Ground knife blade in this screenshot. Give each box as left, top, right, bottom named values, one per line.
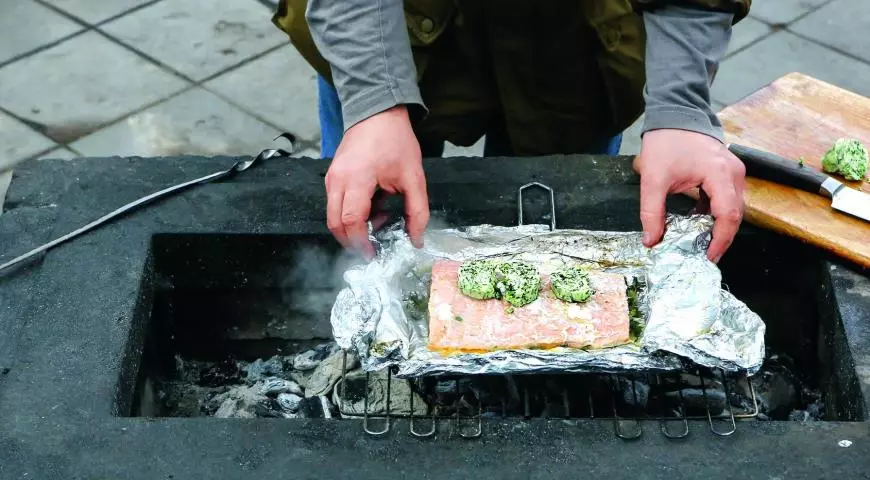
left=727, top=143, right=870, bottom=223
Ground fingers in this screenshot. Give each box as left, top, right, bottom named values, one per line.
left=341, top=186, right=377, bottom=259
left=703, top=178, right=743, bottom=263
left=326, top=172, right=377, bottom=259
left=639, top=174, right=669, bottom=248
left=326, top=188, right=348, bottom=248
left=401, top=169, right=430, bottom=248
left=694, top=189, right=711, bottom=215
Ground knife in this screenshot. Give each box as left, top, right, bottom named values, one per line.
left=727, top=143, right=870, bottom=224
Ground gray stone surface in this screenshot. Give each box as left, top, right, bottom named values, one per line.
left=42, top=0, right=154, bottom=23
left=712, top=31, right=870, bottom=105
left=0, top=171, right=11, bottom=213
left=726, top=16, right=774, bottom=57
left=619, top=115, right=644, bottom=156
left=2, top=0, right=868, bottom=176
left=748, top=0, right=831, bottom=25
left=70, top=87, right=281, bottom=157
left=0, top=1, right=83, bottom=64
left=205, top=45, right=320, bottom=145
left=791, top=0, right=870, bottom=64
left=442, top=138, right=485, bottom=157
left=101, top=0, right=286, bottom=81
left=0, top=154, right=868, bottom=478
left=0, top=31, right=189, bottom=144
left=0, top=111, right=56, bottom=169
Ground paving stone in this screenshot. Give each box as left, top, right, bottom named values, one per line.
left=205, top=45, right=319, bottom=143
left=0, top=31, right=189, bottom=144
left=292, top=148, right=320, bottom=159
left=748, top=0, right=830, bottom=25
left=443, top=138, right=485, bottom=157
left=727, top=16, right=774, bottom=57
left=0, top=170, right=12, bottom=213
left=41, top=0, right=154, bottom=24
left=101, top=0, right=286, bottom=81
left=791, top=0, right=870, bottom=64
left=70, top=87, right=281, bottom=157
left=0, top=111, right=56, bottom=170
left=618, top=115, right=644, bottom=156
left=0, top=1, right=84, bottom=64
left=712, top=30, right=870, bottom=106
left=38, top=148, right=80, bottom=161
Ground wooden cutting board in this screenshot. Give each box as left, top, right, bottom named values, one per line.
left=716, top=72, right=870, bottom=268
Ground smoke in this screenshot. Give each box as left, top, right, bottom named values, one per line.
left=279, top=243, right=361, bottom=321
left=278, top=209, right=455, bottom=323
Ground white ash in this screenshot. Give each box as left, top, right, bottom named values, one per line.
left=156, top=342, right=349, bottom=418
left=212, top=384, right=265, bottom=419
left=294, top=342, right=342, bottom=371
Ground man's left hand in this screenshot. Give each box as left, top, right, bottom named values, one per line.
left=633, top=129, right=747, bottom=263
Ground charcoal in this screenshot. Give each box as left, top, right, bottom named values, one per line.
left=258, top=378, right=303, bottom=397
left=255, top=402, right=286, bottom=418
left=750, top=354, right=803, bottom=419
left=277, top=393, right=303, bottom=413
left=243, top=356, right=291, bottom=382
left=610, top=376, right=650, bottom=408
left=155, top=381, right=226, bottom=417
left=198, top=359, right=243, bottom=388
left=294, top=342, right=341, bottom=371
left=666, top=388, right=727, bottom=415
left=297, top=395, right=339, bottom=418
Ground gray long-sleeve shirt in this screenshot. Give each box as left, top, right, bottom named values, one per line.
left=305, top=1, right=733, bottom=143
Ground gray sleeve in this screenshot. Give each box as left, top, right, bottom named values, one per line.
left=305, top=0, right=425, bottom=131
left=641, top=5, right=733, bottom=143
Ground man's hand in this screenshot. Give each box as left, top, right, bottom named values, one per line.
left=325, top=105, right=429, bottom=259
left=633, top=129, right=746, bottom=263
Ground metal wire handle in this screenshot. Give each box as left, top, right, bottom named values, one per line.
left=0, top=135, right=295, bottom=275
left=517, top=182, right=556, bottom=231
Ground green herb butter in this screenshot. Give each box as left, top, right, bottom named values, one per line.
left=494, top=261, right=542, bottom=307
left=821, top=138, right=869, bottom=181
left=457, top=260, right=499, bottom=300
left=550, top=266, right=595, bottom=303
left=457, top=259, right=542, bottom=307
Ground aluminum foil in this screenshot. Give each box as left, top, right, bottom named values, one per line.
left=330, top=214, right=766, bottom=378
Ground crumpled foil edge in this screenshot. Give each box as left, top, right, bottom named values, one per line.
left=330, top=214, right=766, bottom=378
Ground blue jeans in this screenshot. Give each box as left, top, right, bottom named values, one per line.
left=316, top=75, right=622, bottom=158
left=318, top=75, right=345, bottom=159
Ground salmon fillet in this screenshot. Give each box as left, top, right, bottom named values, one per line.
left=428, top=260, right=630, bottom=352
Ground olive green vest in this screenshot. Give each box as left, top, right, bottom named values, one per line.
left=272, top=0, right=749, bottom=155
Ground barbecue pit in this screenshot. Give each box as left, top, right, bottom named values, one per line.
left=1, top=154, right=868, bottom=478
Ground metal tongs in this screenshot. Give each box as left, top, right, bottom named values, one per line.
left=0, top=135, right=296, bottom=274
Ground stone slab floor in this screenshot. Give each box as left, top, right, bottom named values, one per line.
left=1, top=0, right=869, bottom=211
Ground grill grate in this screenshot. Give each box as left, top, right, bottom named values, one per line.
left=335, top=182, right=759, bottom=440
left=336, top=352, right=759, bottom=440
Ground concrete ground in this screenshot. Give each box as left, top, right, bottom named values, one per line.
left=1, top=0, right=869, bottom=209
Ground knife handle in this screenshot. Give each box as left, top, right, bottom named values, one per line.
left=728, top=143, right=830, bottom=196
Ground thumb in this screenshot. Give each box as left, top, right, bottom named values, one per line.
left=401, top=170, right=430, bottom=248
left=639, top=175, right=668, bottom=248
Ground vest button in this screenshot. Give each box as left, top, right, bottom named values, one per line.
left=420, top=18, right=435, bottom=33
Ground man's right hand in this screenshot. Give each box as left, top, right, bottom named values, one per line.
left=325, top=105, right=430, bottom=259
